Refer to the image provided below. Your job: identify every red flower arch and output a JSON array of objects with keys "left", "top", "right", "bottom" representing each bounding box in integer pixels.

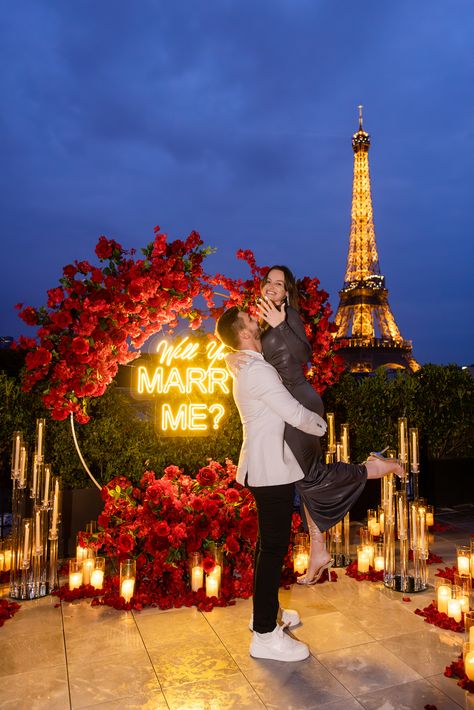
[{"left": 15, "top": 226, "right": 343, "bottom": 422}]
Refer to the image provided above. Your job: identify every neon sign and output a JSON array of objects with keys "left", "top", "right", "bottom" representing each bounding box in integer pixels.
[{"left": 132, "top": 336, "right": 230, "bottom": 436}]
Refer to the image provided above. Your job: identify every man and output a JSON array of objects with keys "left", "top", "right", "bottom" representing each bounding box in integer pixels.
[{"left": 215, "top": 306, "right": 327, "bottom": 662}]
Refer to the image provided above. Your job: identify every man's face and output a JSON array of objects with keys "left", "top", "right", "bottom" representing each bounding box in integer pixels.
[{"left": 238, "top": 311, "right": 261, "bottom": 346}]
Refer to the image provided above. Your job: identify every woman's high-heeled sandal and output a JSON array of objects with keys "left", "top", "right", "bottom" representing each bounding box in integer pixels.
[{"left": 296, "top": 559, "right": 334, "bottom": 585}]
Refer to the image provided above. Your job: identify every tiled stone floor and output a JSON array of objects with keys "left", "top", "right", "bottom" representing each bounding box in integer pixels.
[{"left": 1, "top": 507, "right": 473, "bottom": 710}]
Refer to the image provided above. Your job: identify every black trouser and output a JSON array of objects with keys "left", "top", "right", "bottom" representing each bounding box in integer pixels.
[{"left": 248, "top": 482, "right": 295, "bottom": 633}]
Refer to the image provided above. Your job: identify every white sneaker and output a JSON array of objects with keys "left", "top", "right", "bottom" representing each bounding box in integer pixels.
[
  {"left": 250, "top": 625, "right": 310, "bottom": 662},
  {"left": 248, "top": 608, "right": 301, "bottom": 631}
]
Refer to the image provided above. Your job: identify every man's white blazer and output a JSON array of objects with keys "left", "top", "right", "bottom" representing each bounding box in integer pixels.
[{"left": 231, "top": 350, "right": 327, "bottom": 487}]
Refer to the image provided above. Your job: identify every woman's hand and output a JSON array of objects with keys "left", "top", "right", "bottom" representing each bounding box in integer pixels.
[
  {"left": 256, "top": 297, "right": 286, "bottom": 328},
  {"left": 225, "top": 351, "right": 252, "bottom": 375}
]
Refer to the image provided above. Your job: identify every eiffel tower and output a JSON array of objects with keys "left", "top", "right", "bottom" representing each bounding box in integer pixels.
[{"left": 333, "top": 107, "right": 419, "bottom": 373}]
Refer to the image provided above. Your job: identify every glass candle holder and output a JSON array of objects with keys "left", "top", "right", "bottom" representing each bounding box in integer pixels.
[
  {"left": 463, "top": 642, "right": 474, "bottom": 681},
  {"left": 359, "top": 526, "right": 370, "bottom": 546},
  {"left": 207, "top": 543, "right": 223, "bottom": 592},
  {"left": 76, "top": 533, "right": 89, "bottom": 562},
  {"left": 293, "top": 544, "right": 309, "bottom": 575},
  {"left": 465, "top": 611, "right": 474, "bottom": 644},
  {"left": 435, "top": 578, "right": 451, "bottom": 615},
  {"left": 374, "top": 542, "right": 384, "bottom": 571},
  {"left": 447, "top": 586, "right": 462, "bottom": 623},
  {"left": 367, "top": 509, "right": 380, "bottom": 537},
  {"left": 90, "top": 557, "right": 105, "bottom": 589},
  {"left": 82, "top": 555, "right": 96, "bottom": 586},
  {"left": 205, "top": 571, "right": 219, "bottom": 597},
  {"left": 425, "top": 505, "right": 434, "bottom": 528},
  {"left": 119, "top": 559, "right": 136, "bottom": 603},
  {"left": 454, "top": 573, "right": 471, "bottom": 614},
  {"left": 294, "top": 532, "right": 309, "bottom": 550},
  {"left": 3, "top": 538, "right": 12, "bottom": 572},
  {"left": 69, "top": 559, "right": 83, "bottom": 590},
  {"left": 457, "top": 546, "right": 471, "bottom": 577},
  {"left": 357, "top": 545, "right": 370, "bottom": 574},
  {"left": 189, "top": 552, "right": 203, "bottom": 592}
]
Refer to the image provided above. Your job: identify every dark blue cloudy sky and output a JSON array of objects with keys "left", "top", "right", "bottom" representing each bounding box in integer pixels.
[{"left": 1, "top": 1, "right": 473, "bottom": 365}]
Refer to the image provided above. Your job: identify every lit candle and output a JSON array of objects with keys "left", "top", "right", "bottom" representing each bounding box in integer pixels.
[
  {"left": 69, "top": 571, "right": 83, "bottom": 590},
  {"left": 447, "top": 598, "right": 462, "bottom": 623},
  {"left": 425, "top": 510, "right": 434, "bottom": 527},
  {"left": 460, "top": 595, "right": 470, "bottom": 614},
  {"left": 341, "top": 424, "right": 350, "bottom": 462},
  {"left": 374, "top": 555, "right": 384, "bottom": 572},
  {"left": 0, "top": 552, "right": 4, "bottom": 571},
  {"left": 398, "top": 496, "right": 406, "bottom": 539},
  {"left": 42, "top": 465, "right": 51, "bottom": 506},
  {"left": 371, "top": 521, "right": 381, "bottom": 537},
  {"left": 465, "top": 649, "right": 474, "bottom": 681},
  {"left": 3, "top": 549, "right": 11, "bottom": 571},
  {"left": 90, "top": 568, "right": 104, "bottom": 589},
  {"left": 457, "top": 553, "right": 470, "bottom": 576},
  {"left": 437, "top": 584, "right": 451, "bottom": 614},
  {"left": 19, "top": 446, "right": 27, "bottom": 487},
  {"left": 293, "top": 553, "right": 308, "bottom": 575},
  {"left": 327, "top": 413, "right": 336, "bottom": 452},
  {"left": 12, "top": 432, "right": 21, "bottom": 477},
  {"left": 191, "top": 565, "right": 203, "bottom": 591},
  {"left": 121, "top": 578, "right": 135, "bottom": 603},
  {"left": 51, "top": 479, "right": 60, "bottom": 533},
  {"left": 205, "top": 574, "right": 219, "bottom": 597},
  {"left": 409, "top": 427, "right": 419, "bottom": 469},
  {"left": 358, "top": 548, "right": 370, "bottom": 574},
  {"left": 379, "top": 511, "right": 385, "bottom": 532},
  {"left": 76, "top": 545, "right": 87, "bottom": 561},
  {"left": 35, "top": 510, "right": 42, "bottom": 552},
  {"left": 212, "top": 564, "right": 222, "bottom": 589},
  {"left": 398, "top": 417, "right": 408, "bottom": 464},
  {"left": 31, "top": 455, "right": 38, "bottom": 499},
  {"left": 365, "top": 544, "right": 375, "bottom": 567},
  {"left": 82, "top": 557, "right": 95, "bottom": 585},
  {"left": 470, "top": 627, "right": 474, "bottom": 645},
  {"left": 471, "top": 554, "right": 474, "bottom": 578},
  {"left": 22, "top": 522, "right": 30, "bottom": 566},
  {"left": 36, "top": 419, "right": 44, "bottom": 461}
]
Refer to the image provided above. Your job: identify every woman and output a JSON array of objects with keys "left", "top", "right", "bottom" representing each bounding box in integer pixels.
[{"left": 230, "top": 265, "right": 403, "bottom": 584}]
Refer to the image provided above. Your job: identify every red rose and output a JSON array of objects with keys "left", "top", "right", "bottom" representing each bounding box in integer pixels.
[
  {"left": 202, "top": 556, "right": 216, "bottom": 574},
  {"left": 95, "top": 236, "right": 114, "bottom": 260},
  {"left": 25, "top": 348, "right": 52, "bottom": 370},
  {"left": 71, "top": 337, "right": 90, "bottom": 355},
  {"left": 156, "top": 521, "right": 170, "bottom": 537},
  {"left": 225, "top": 536, "right": 240, "bottom": 554},
  {"left": 19, "top": 306, "right": 39, "bottom": 326},
  {"left": 117, "top": 533, "right": 134, "bottom": 554},
  {"left": 196, "top": 467, "right": 218, "bottom": 487},
  {"left": 47, "top": 287, "right": 65, "bottom": 307},
  {"left": 225, "top": 489, "right": 240, "bottom": 503}
]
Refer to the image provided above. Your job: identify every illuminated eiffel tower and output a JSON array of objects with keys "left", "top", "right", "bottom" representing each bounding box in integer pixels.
[{"left": 334, "top": 107, "right": 419, "bottom": 372}]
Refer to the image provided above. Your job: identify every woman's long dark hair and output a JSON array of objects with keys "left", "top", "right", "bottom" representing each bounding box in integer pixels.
[{"left": 261, "top": 265, "right": 300, "bottom": 311}]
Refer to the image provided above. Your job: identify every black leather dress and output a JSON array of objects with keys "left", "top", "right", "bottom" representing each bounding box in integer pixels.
[{"left": 261, "top": 306, "right": 367, "bottom": 532}]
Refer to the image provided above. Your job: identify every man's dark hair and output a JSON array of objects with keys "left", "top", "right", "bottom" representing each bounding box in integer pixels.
[{"left": 215, "top": 306, "right": 245, "bottom": 350}]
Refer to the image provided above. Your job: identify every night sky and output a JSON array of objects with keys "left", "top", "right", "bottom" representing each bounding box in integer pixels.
[{"left": 1, "top": 1, "right": 473, "bottom": 365}]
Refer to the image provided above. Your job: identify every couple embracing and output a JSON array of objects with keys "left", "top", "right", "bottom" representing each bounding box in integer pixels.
[{"left": 215, "top": 265, "right": 403, "bottom": 662}]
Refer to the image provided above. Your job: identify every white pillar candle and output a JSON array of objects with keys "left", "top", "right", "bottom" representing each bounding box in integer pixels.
[
  {"left": 90, "top": 568, "right": 104, "bottom": 589},
  {"left": 22, "top": 522, "right": 30, "bottom": 566},
  {"left": 465, "top": 650, "right": 474, "bottom": 681},
  {"left": 447, "top": 598, "right": 462, "bottom": 623},
  {"left": 293, "top": 554, "right": 308, "bottom": 575},
  {"left": 426, "top": 511, "right": 434, "bottom": 527},
  {"left": 358, "top": 549, "right": 370, "bottom": 574},
  {"left": 121, "top": 578, "right": 135, "bottom": 603},
  {"left": 191, "top": 565, "right": 203, "bottom": 591},
  {"left": 76, "top": 545, "right": 87, "bottom": 561},
  {"left": 51, "top": 479, "right": 60, "bottom": 533},
  {"left": 12, "top": 433, "right": 21, "bottom": 477},
  {"left": 36, "top": 420, "right": 44, "bottom": 461},
  {"left": 374, "top": 555, "right": 384, "bottom": 572},
  {"left": 82, "top": 558, "right": 95, "bottom": 586},
  {"left": 19, "top": 447, "right": 27, "bottom": 487},
  {"left": 69, "top": 571, "right": 83, "bottom": 590},
  {"left": 457, "top": 554, "right": 470, "bottom": 576},
  {"left": 35, "top": 510, "right": 42, "bottom": 552},
  {"left": 0, "top": 552, "right": 4, "bottom": 571},
  {"left": 460, "top": 595, "right": 470, "bottom": 614},
  {"left": 3, "top": 550, "right": 11, "bottom": 571},
  {"left": 410, "top": 427, "right": 419, "bottom": 468},
  {"left": 42, "top": 466, "right": 51, "bottom": 506},
  {"left": 437, "top": 584, "right": 451, "bottom": 615},
  {"left": 205, "top": 574, "right": 219, "bottom": 597}
]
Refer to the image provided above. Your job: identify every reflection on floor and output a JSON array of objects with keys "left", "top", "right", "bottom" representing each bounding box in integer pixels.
[{"left": 1, "top": 507, "right": 473, "bottom": 710}]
